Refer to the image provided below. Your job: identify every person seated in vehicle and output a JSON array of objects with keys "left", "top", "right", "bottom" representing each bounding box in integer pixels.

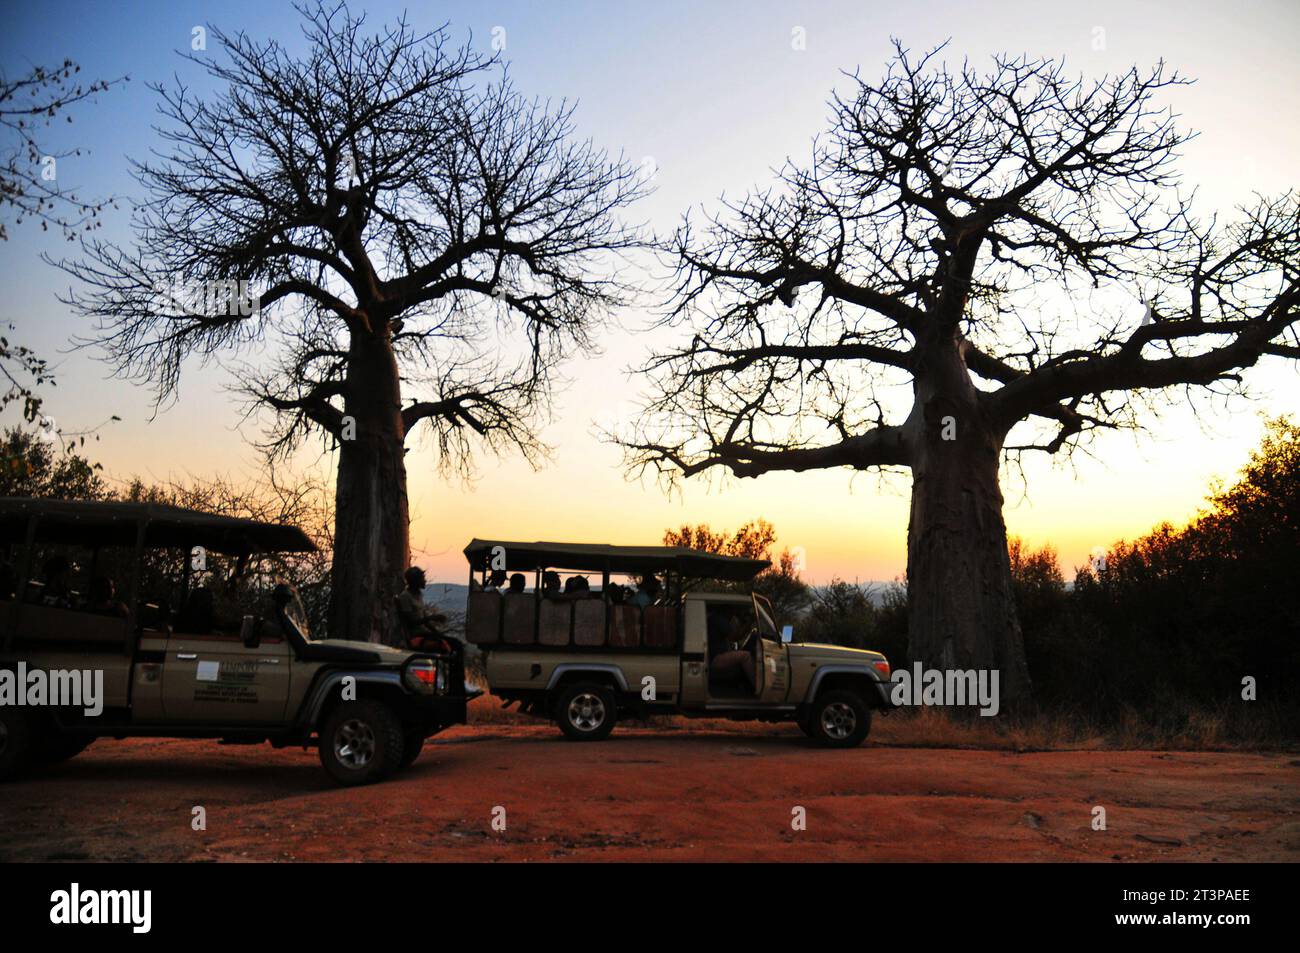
[
  {"left": 709, "top": 611, "right": 756, "bottom": 693},
  {"left": 541, "top": 570, "right": 562, "bottom": 598},
  {"left": 630, "top": 573, "right": 660, "bottom": 609},
  {"left": 506, "top": 572, "right": 526, "bottom": 594},
  {"left": 563, "top": 575, "right": 591, "bottom": 598},
  {"left": 85, "top": 575, "right": 130, "bottom": 618},
  {"left": 34, "top": 555, "right": 75, "bottom": 608},
  {"left": 396, "top": 566, "right": 456, "bottom": 653},
  {"left": 607, "top": 583, "right": 626, "bottom": 605},
  {"left": 472, "top": 568, "right": 508, "bottom": 592}
]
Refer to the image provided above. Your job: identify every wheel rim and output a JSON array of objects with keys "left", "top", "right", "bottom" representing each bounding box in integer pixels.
[
  {"left": 567, "top": 692, "right": 606, "bottom": 732},
  {"left": 821, "top": 702, "right": 857, "bottom": 740},
  {"left": 334, "top": 718, "right": 377, "bottom": 769}
]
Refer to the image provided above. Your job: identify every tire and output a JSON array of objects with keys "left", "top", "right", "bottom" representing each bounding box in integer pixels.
[
  {"left": 554, "top": 682, "right": 617, "bottom": 742},
  {"left": 33, "top": 732, "right": 94, "bottom": 765},
  {"left": 318, "top": 700, "right": 405, "bottom": 786},
  {"left": 397, "top": 729, "right": 426, "bottom": 770},
  {"left": 0, "top": 707, "right": 33, "bottom": 782},
  {"left": 808, "top": 689, "right": 871, "bottom": 748}
]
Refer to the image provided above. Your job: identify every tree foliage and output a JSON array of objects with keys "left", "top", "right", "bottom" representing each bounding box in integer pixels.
[
  {"left": 0, "top": 426, "right": 106, "bottom": 499},
  {"left": 663, "top": 518, "right": 810, "bottom": 619}
]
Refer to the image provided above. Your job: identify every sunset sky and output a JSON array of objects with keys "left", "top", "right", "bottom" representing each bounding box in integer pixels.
[{"left": 2, "top": 0, "right": 1297, "bottom": 584}]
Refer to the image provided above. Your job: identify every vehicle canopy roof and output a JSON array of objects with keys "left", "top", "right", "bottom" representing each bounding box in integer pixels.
[
  {"left": 463, "top": 538, "right": 769, "bottom": 582},
  {"left": 0, "top": 497, "right": 316, "bottom": 555}
]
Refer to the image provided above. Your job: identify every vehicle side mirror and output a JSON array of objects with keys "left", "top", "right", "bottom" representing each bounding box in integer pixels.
[
  {"left": 240, "top": 614, "right": 260, "bottom": 649},
  {"left": 781, "top": 625, "right": 793, "bottom": 644}
]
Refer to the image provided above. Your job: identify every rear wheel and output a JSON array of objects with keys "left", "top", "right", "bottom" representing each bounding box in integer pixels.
[
  {"left": 0, "top": 707, "right": 33, "bottom": 782},
  {"left": 808, "top": 690, "right": 871, "bottom": 748},
  {"left": 554, "top": 682, "right": 617, "bottom": 741},
  {"left": 318, "top": 700, "right": 405, "bottom": 785}
]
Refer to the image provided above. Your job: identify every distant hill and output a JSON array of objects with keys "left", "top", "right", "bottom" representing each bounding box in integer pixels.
[{"left": 423, "top": 582, "right": 470, "bottom": 615}]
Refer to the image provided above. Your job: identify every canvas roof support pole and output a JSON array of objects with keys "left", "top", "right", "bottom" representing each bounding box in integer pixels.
[
  {"left": 179, "top": 538, "right": 192, "bottom": 605},
  {"left": 534, "top": 567, "right": 542, "bottom": 642},
  {"left": 602, "top": 567, "right": 611, "bottom": 643},
  {"left": 129, "top": 519, "right": 147, "bottom": 629}
]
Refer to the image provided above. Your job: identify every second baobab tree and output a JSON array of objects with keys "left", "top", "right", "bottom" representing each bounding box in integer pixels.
[
  {"left": 56, "top": 4, "right": 644, "bottom": 641},
  {"left": 621, "top": 44, "right": 1299, "bottom": 701}
]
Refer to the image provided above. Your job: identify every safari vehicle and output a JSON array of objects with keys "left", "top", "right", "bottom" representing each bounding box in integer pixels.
[
  {"left": 0, "top": 497, "right": 470, "bottom": 786},
  {"left": 463, "top": 539, "right": 892, "bottom": 747}
]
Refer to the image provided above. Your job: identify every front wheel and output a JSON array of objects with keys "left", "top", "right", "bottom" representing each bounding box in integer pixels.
[
  {"left": 33, "top": 732, "right": 94, "bottom": 765},
  {"left": 318, "top": 700, "right": 405, "bottom": 785},
  {"left": 808, "top": 690, "right": 871, "bottom": 748},
  {"left": 554, "top": 683, "right": 617, "bottom": 741},
  {"left": 397, "top": 729, "right": 426, "bottom": 770}
]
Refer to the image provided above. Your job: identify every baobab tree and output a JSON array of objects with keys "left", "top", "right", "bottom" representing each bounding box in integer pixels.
[
  {"left": 55, "top": 3, "right": 645, "bottom": 642},
  {"left": 621, "top": 43, "right": 1300, "bottom": 700}
]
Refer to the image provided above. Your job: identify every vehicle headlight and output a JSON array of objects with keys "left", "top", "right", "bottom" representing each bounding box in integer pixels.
[{"left": 403, "top": 658, "right": 442, "bottom": 695}]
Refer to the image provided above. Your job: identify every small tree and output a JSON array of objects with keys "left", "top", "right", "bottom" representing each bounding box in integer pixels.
[
  {"left": 663, "top": 519, "right": 777, "bottom": 561},
  {"left": 663, "top": 519, "right": 810, "bottom": 618},
  {"left": 0, "top": 427, "right": 106, "bottom": 500},
  {"left": 55, "top": 3, "right": 644, "bottom": 642},
  {"left": 624, "top": 43, "right": 1300, "bottom": 700},
  {"left": 802, "top": 579, "right": 878, "bottom": 649}
]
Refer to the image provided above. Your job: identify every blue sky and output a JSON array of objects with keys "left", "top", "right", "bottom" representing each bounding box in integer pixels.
[{"left": 2, "top": 0, "right": 1298, "bottom": 582}]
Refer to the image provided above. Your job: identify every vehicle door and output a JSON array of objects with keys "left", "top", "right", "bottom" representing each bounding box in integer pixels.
[
  {"left": 161, "top": 623, "right": 292, "bottom": 723},
  {"left": 752, "top": 593, "right": 789, "bottom": 703},
  {"left": 678, "top": 599, "right": 709, "bottom": 708}
]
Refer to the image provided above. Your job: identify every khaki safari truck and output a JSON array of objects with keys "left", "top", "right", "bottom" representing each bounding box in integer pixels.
[
  {"left": 463, "top": 539, "right": 893, "bottom": 746},
  {"left": 0, "top": 497, "right": 472, "bottom": 786}
]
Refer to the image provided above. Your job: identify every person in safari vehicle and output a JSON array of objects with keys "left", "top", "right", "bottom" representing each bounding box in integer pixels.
[
  {"left": 396, "top": 566, "right": 469, "bottom": 692},
  {"left": 395, "top": 566, "right": 450, "bottom": 650}
]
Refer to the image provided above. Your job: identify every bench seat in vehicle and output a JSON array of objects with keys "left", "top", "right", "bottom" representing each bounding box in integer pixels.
[
  {"left": 572, "top": 599, "right": 606, "bottom": 647},
  {"left": 465, "top": 590, "right": 502, "bottom": 645},
  {"left": 502, "top": 592, "right": 537, "bottom": 645},
  {"left": 607, "top": 604, "right": 640, "bottom": 647},
  {"left": 538, "top": 599, "right": 572, "bottom": 646}
]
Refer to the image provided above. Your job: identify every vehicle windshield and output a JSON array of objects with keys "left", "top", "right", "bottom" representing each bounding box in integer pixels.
[{"left": 282, "top": 586, "right": 313, "bottom": 640}]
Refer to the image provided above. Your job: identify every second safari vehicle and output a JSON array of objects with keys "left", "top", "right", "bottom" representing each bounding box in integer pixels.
[{"left": 462, "top": 539, "right": 892, "bottom": 747}]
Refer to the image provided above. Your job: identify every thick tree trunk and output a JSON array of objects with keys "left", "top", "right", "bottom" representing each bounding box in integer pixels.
[
  {"left": 328, "top": 331, "right": 410, "bottom": 645},
  {"left": 903, "top": 334, "right": 1031, "bottom": 702}
]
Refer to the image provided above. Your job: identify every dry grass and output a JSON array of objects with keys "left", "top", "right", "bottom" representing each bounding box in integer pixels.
[
  {"left": 463, "top": 686, "right": 1297, "bottom": 751},
  {"left": 861, "top": 703, "right": 1296, "bottom": 752}
]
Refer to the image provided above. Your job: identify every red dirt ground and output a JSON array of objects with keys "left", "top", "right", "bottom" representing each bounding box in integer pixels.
[{"left": 2, "top": 723, "right": 1297, "bottom": 862}]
